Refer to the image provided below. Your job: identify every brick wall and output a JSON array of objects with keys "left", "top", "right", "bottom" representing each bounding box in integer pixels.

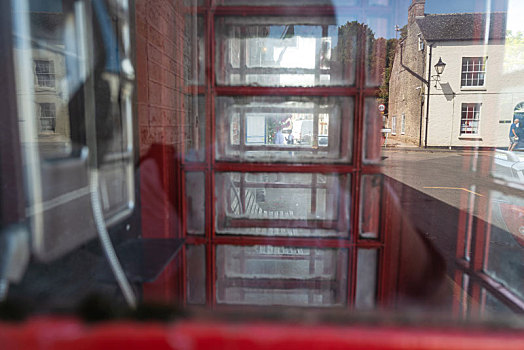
[
  {"left": 135, "top": 0, "right": 186, "bottom": 157},
  {"left": 135, "top": 0, "right": 188, "bottom": 302}
]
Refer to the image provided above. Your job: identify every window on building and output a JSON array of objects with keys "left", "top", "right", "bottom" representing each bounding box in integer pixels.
[
  {"left": 39, "top": 103, "right": 56, "bottom": 133},
  {"left": 34, "top": 60, "right": 55, "bottom": 88},
  {"left": 460, "top": 103, "right": 481, "bottom": 135},
  {"left": 401, "top": 114, "right": 405, "bottom": 135},
  {"left": 391, "top": 116, "right": 396, "bottom": 135},
  {"left": 461, "top": 57, "right": 486, "bottom": 87}
]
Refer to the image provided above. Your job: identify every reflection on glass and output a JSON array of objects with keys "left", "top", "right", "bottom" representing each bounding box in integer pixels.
[
  {"left": 491, "top": 149, "right": 524, "bottom": 185},
  {"left": 216, "top": 96, "right": 353, "bottom": 163},
  {"left": 486, "top": 191, "right": 524, "bottom": 300},
  {"left": 186, "top": 172, "right": 206, "bottom": 235},
  {"left": 215, "top": 17, "right": 356, "bottom": 86},
  {"left": 15, "top": 13, "right": 72, "bottom": 159},
  {"left": 355, "top": 249, "right": 377, "bottom": 309},
  {"left": 184, "top": 0, "right": 205, "bottom": 6},
  {"left": 217, "top": 0, "right": 358, "bottom": 5},
  {"left": 359, "top": 175, "right": 381, "bottom": 239},
  {"left": 215, "top": 172, "right": 350, "bottom": 237},
  {"left": 216, "top": 245, "right": 348, "bottom": 306},
  {"left": 365, "top": 24, "right": 387, "bottom": 87},
  {"left": 185, "top": 95, "right": 206, "bottom": 162},
  {"left": 184, "top": 15, "right": 205, "bottom": 85},
  {"left": 482, "top": 288, "right": 515, "bottom": 315},
  {"left": 363, "top": 98, "right": 382, "bottom": 163},
  {"left": 187, "top": 245, "right": 206, "bottom": 304}
]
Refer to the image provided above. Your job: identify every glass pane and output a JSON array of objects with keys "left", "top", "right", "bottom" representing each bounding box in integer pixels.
[
  {"left": 186, "top": 245, "right": 206, "bottom": 305},
  {"left": 216, "top": 96, "right": 353, "bottom": 163},
  {"left": 363, "top": 98, "right": 383, "bottom": 163},
  {"left": 365, "top": 22, "right": 388, "bottom": 87},
  {"left": 215, "top": 172, "right": 350, "bottom": 237},
  {"left": 184, "top": 0, "right": 205, "bottom": 8},
  {"left": 184, "top": 15, "right": 205, "bottom": 85},
  {"left": 217, "top": 0, "right": 359, "bottom": 5},
  {"left": 185, "top": 95, "right": 206, "bottom": 162},
  {"left": 15, "top": 20, "right": 72, "bottom": 159},
  {"left": 186, "top": 172, "right": 206, "bottom": 235},
  {"left": 482, "top": 288, "right": 515, "bottom": 316},
  {"left": 216, "top": 245, "right": 348, "bottom": 306},
  {"left": 485, "top": 191, "right": 524, "bottom": 300},
  {"left": 355, "top": 249, "right": 377, "bottom": 309},
  {"left": 359, "top": 175, "right": 381, "bottom": 239},
  {"left": 215, "top": 17, "right": 356, "bottom": 87},
  {"left": 12, "top": 0, "right": 136, "bottom": 262}
]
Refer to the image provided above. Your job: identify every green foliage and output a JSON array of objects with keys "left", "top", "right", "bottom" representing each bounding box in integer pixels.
[
  {"left": 377, "top": 38, "right": 399, "bottom": 110},
  {"left": 504, "top": 30, "right": 524, "bottom": 73},
  {"left": 335, "top": 21, "right": 375, "bottom": 64},
  {"left": 506, "top": 30, "right": 524, "bottom": 43},
  {"left": 399, "top": 24, "right": 407, "bottom": 41}
]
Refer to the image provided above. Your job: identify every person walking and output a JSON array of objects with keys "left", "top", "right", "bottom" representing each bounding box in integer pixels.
[
  {"left": 509, "top": 118, "right": 519, "bottom": 151},
  {"left": 274, "top": 127, "right": 285, "bottom": 145}
]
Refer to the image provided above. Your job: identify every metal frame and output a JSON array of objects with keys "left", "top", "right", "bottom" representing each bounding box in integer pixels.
[
  {"left": 179, "top": 1, "right": 385, "bottom": 309},
  {"left": 0, "top": 0, "right": 25, "bottom": 228},
  {"left": 453, "top": 153, "right": 524, "bottom": 315}
]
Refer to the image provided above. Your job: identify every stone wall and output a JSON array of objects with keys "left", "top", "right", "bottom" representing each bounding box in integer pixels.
[{"left": 389, "top": 20, "right": 427, "bottom": 146}]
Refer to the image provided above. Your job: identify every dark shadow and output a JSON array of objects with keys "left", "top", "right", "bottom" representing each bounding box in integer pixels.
[{"left": 439, "top": 82, "right": 455, "bottom": 101}]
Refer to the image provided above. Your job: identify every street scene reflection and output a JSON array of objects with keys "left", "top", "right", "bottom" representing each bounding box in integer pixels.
[{"left": 2, "top": 0, "right": 524, "bottom": 336}]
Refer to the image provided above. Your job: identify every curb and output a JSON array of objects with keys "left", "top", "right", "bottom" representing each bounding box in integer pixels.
[{"left": 382, "top": 147, "right": 500, "bottom": 153}]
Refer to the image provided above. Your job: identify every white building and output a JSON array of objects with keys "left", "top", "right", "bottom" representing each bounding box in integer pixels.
[
  {"left": 15, "top": 12, "right": 71, "bottom": 156},
  {"left": 389, "top": 0, "right": 524, "bottom": 148}
]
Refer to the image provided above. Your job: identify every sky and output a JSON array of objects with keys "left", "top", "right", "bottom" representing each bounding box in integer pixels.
[
  {"left": 425, "top": 0, "right": 508, "bottom": 14},
  {"left": 426, "top": 0, "right": 524, "bottom": 35},
  {"left": 25, "top": 0, "right": 524, "bottom": 38}
]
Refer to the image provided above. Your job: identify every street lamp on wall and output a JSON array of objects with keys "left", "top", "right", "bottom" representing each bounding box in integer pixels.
[
  {"left": 432, "top": 57, "right": 446, "bottom": 87},
  {"left": 434, "top": 57, "right": 446, "bottom": 75}
]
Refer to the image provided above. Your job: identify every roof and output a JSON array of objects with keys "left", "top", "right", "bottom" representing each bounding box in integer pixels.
[
  {"left": 29, "top": 13, "right": 64, "bottom": 43},
  {"left": 416, "top": 12, "right": 507, "bottom": 42}
]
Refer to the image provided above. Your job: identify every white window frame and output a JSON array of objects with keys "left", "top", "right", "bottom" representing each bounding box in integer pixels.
[
  {"left": 460, "top": 103, "right": 481, "bottom": 135},
  {"left": 39, "top": 103, "right": 56, "bottom": 133},
  {"left": 461, "top": 57, "right": 486, "bottom": 87},
  {"left": 400, "top": 114, "right": 405, "bottom": 135},
  {"left": 391, "top": 115, "right": 397, "bottom": 135},
  {"left": 34, "top": 59, "right": 56, "bottom": 88}
]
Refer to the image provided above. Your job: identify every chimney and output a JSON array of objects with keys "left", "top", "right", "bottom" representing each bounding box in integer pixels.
[{"left": 408, "top": 0, "right": 425, "bottom": 25}]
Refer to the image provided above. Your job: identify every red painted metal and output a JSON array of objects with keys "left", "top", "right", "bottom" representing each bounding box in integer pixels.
[
  {"left": 3, "top": 318, "right": 524, "bottom": 350},
  {"left": 181, "top": 0, "right": 386, "bottom": 310},
  {"left": 476, "top": 272, "right": 524, "bottom": 313},
  {"left": 213, "top": 6, "right": 337, "bottom": 17},
  {"left": 226, "top": 218, "right": 338, "bottom": 230},
  {"left": 229, "top": 181, "right": 331, "bottom": 189},
  {"left": 216, "top": 86, "right": 362, "bottom": 96},
  {"left": 378, "top": 184, "right": 401, "bottom": 307},
  {"left": 213, "top": 162, "right": 360, "bottom": 173},
  {"left": 201, "top": 236, "right": 382, "bottom": 249}
]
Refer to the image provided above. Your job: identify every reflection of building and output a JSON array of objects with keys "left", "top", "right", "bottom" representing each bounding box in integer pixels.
[
  {"left": 389, "top": 0, "right": 524, "bottom": 148},
  {"left": 16, "top": 12, "right": 70, "bottom": 151},
  {"left": 32, "top": 46, "right": 70, "bottom": 144}
]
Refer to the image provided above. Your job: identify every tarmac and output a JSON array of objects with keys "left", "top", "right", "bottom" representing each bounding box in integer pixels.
[{"left": 382, "top": 138, "right": 507, "bottom": 153}]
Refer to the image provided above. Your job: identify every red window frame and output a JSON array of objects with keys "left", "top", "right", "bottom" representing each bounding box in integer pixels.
[
  {"left": 453, "top": 154, "right": 524, "bottom": 316},
  {"left": 177, "top": 1, "right": 389, "bottom": 309}
]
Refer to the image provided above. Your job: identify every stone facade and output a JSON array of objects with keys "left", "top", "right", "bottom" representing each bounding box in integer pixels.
[
  {"left": 388, "top": 0, "right": 427, "bottom": 146},
  {"left": 389, "top": 0, "right": 524, "bottom": 148}
]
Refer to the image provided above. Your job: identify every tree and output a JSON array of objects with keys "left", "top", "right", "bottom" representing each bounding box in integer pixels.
[{"left": 377, "top": 38, "right": 399, "bottom": 110}]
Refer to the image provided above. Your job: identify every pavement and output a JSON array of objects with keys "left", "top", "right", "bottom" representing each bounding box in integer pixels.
[{"left": 380, "top": 147, "right": 524, "bottom": 232}]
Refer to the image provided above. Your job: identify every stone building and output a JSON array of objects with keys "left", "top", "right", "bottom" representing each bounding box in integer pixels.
[
  {"left": 15, "top": 12, "right": 71, "bottom": 156},
  {"left": 389, "top": 0, "right": 523, "bottom": 148}
]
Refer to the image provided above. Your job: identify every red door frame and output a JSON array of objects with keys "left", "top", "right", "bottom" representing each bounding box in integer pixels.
[{"left": 176, "top": 1, "right": 390, "bottom": 309}]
